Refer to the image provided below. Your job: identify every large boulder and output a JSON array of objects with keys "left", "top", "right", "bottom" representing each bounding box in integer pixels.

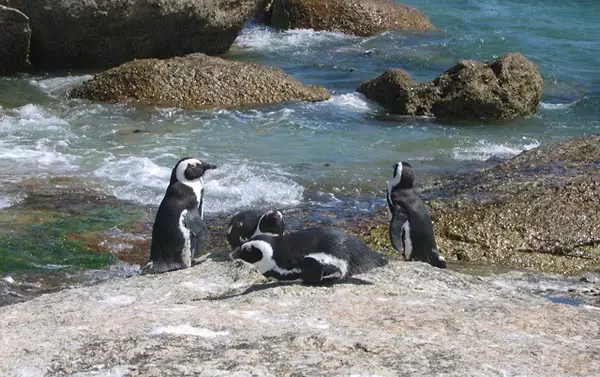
[
  {"left": 0, "top": 5, "right": 31, "bottom": 74},
  {"left": 1, "top": 259, "right": 599, "bottom": 376},
  {"left": 358, "top": 52, "right": 544, "bottom": 120},
  {"left": 265, "top": 0, "right": 435, "bottom": 36},
  {"left": 10, "top": 0, "right": 260, "bottom": 70},
  {"left": 69, "top": 53, "right": 330, "bottom": 109},
  {"left": 429, "top": 135, "right": 600, "bottom": 273},
  {"left": 360, "top": 135, "right": 600, "bottom": 275}
]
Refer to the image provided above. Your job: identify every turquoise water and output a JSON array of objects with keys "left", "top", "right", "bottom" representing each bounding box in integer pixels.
[{"left": 0, "top": 1, "right": 599, "bottom": 276}]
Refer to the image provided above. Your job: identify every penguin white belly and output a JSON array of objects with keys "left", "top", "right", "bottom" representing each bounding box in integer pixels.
[
  {"left": 401, "top": 221, "right": 413, "bottom": 261},
  {"left": 179, "top": 209, "right": 192, "bottom": 268},
  {"left": 305, "top": 252, "right": 349, "bottom": 279},
  {"left": 182, "top": 179, "right": 204, "bottom": 217}
]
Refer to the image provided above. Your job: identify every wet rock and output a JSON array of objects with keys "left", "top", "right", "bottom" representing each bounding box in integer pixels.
[
  {"left": 267, "top": 0, "right": 436, "bottom": 36},
  {"left": 12, "top": 0, "right": 259, "bottom": 70},
  {"left": 1, "top": 260, "right": 599, "bottom": 376},
  {"left": 69, "top": 53, "right": 331, "bottom": 109},
  {"left": 0, "top": 5, "right": 31, "bottom": 75},
  {"left": 358, "top": 52, "right": 543, "bottom": 120},
  {"left": 428, "top": 135, "right": 600, "bottom": 274}
]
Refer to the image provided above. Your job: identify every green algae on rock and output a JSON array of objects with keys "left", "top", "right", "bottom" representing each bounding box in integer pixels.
[
  {"left": 0, "top": 178, "right": 150, "bottom": 274},
  {"left": 69, "top": 53, "right": 331, "bottom": 110}
]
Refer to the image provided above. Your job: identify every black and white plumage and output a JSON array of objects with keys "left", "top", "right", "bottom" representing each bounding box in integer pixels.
[
  {"left": 226, "top": 209, "right": 285, "bottom": 251},
  {"left": 231, "top": 227, "right": 388, "bottom": 284},
  {"left": 386, "top": 161, "right": 446, "bottom": 268},
  {"left": 142, "top": 157, "right": 217, "bottom": 274}
]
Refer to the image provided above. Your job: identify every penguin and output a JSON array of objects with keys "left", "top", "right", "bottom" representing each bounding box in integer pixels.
[
  {"left": 141, "top": 157, "right": 217, "bottom": 274},
  {"left": 226, "top": 209, "right": 286, "bottom": 251},
  {"left": 386, "top": 161, "right": 446, "bottom": 268},
  {"left": 231, "top": 227, "right": 388, "bottom": 285}
]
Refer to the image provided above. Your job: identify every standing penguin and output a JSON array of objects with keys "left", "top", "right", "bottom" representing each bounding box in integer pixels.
[
  {"left": 226, "top": 209, "right": 286, "bottom": 251},
  {"left": 231, "top": 227, "right": 388, "bottom": 284},
  {"left": 142, "top": 157, "right": 217, "bottom": 274},
  {"left": 386, "top": 161, "right": 446, "bottom": 268}
]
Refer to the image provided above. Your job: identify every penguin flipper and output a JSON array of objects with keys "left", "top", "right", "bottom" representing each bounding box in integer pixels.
[
  {"left": 300, "top": 257, "right": 344, "bottom": 285},
  {"left": 300, "top": 257, "right": 325, "bottom": 285},
  {"left": 389, "top": 209, "right": 408, "bottom": 256},
  {"left": 184, "top": 209, "right": 208, "bottom": 259}
]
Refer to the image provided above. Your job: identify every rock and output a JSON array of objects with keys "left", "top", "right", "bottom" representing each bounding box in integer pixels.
[
  {"left": 1, "top": 259, "right": 599, "bottom": 376},
  {"left": 0, "top": 5, "right": 31, "bottom": 74},
  {"left": 69, "top": 53, "right": 331, "bottom": 109},
  {"left": 253, "top": 0, "right": 274, "bottom": 24},
  {"left": 15, "top": 0, "right": 259, "bottom": 70},
  {"left": 427, "top": 135, "right": 600, "bottom": 274},
  {"left": 358, "top": 52, "right": 544, "bottom": 120},
  {"left": 268, "top": 0, "right": 435, "bottom": 36}
]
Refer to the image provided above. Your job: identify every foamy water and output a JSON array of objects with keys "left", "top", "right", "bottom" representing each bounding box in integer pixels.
[
  {"left": 452, "top": 139, "right": 541, "bottom": 161},
  {"left": 1, "top": 9, "right": 598, "bottom": 212}
]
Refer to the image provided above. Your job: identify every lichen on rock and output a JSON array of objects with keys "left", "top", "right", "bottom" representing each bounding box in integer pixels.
[{"left": 69, "top": 53, "right": 331, "bottom": 109}]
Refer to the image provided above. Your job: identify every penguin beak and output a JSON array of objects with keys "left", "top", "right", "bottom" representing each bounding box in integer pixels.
[
  {"left": 199, "top": 162, "right": 217, "bottom": 174},
  {"left": 189, "top": 162, "right": 217, "bottom": 179}
]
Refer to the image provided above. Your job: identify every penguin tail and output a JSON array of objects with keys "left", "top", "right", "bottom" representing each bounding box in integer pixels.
[{"left": 140, "top": 260, "right": 185, "bottom": 275}]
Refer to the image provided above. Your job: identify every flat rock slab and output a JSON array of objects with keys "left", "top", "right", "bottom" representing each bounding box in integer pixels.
[{"left": 1, "top": 260, "right": 599, "bottom": 376}]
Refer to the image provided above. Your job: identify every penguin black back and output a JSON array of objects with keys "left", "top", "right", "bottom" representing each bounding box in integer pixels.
[
  {"left": 232, "top": 227, "right": 388, "bottom": 284},
  {"left": 226, "top": 209, "right": 285, "bottom": 251}
]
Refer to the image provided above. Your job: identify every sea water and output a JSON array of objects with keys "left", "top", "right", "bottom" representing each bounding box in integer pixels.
[{"left": 0, "top": 0, "right": 598, "bottom": 282}]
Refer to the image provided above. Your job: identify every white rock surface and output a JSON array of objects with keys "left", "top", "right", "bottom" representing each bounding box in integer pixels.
[{"left": 1, "top": 260, "right": 598, "bottom": 376}]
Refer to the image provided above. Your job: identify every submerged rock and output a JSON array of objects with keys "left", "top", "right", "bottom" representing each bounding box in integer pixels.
[
  {"left": 0, "top": 259, "right": 598, "bottom": 376},
  {"left": 0, "top": 5, "right": 31, "bottom": 74},
  {"left": 358, "top": 52, "right": 543, "bottom": 120},
  {"left": 9, "top": 0, "right": 258, "bottom": 70},
  {"left": 70, "top": 53, "right": 331, "bottom": 109},
  {"left": 266, "top": 0, "right": 436, "bottom": 36}
]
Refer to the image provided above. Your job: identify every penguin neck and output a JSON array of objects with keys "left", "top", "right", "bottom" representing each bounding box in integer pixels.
[{"left": 181, "top": 178, "right": 204, "bottom": 207}]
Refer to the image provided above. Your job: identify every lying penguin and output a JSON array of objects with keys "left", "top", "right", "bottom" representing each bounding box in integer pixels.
[
  {"left": 386, "top": 161, "right": 446, "bottom": 268},
  {"left": 141, "top": 157, "right": 217, "bottom": 274},
  {"left": 226, "top": 209, "right": 286, "bottom": 251},
  {"left": 231, "top": 227, "right": 388, "bottom": 285}
]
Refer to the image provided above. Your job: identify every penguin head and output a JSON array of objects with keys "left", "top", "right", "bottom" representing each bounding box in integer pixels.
[
  {"left": 230, "top": 238, "right": 275, "bottom": 274},
  {"left": 256, "top": 210, "right": 285, "bottom": 237},
  {"left": 170, "top": 157, "right": 217, "bottom": 185},
  {"left": 388, "top": 161, "right": 414, "bottom": 190}
]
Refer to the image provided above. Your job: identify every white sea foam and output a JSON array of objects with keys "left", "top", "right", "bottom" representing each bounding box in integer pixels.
[
  {"left": 150, "top": 324, "right": 229, "bottom": 338},
  {"left": 0, "top": 104, "right": 70, "bottom": 133},
  {"left": 322, "top": 92, "right": 378, "bottom": 112},
  {"left": 0, "top": 195, "right": 11, "bottom": 209},
  {"left": 94, "top": 157, "right": 304, "bottom": 213},
  {"left": 203, "top": 162, "right": 304, "bottom": 214},
  {"left": 0, "top": 140, "right": 79, "bottom": 175},
  {"left": 452, "top": 139, "right": 540, "bottom": 161},
  {"left": 235, "top": 26, "right": 350, "bottom": 51},
  {"left": 30, "top": 75, "right": 93, "bottom": 96},
  {"left": 94, "top": 156, "right": 171, "bottom": 204},
  {"left": 539, "top": 99, "right": 581, "bottom": 110}
]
